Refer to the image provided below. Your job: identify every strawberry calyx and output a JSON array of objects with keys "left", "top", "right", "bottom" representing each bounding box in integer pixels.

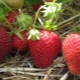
[
  {"left": 28, "top": 29, "right": 40, "bottom": 41},
  {"left": 3, "top": 12, "right": 33, "bottom": 40},
  {"left": 16, "top": 13, "right": 33, "bottom": 30},
  {"left": 44, "top": 20, "right": 58, "bottom": 30},
  {"left": 9, "top": 12, "right": 33, "bottom": 40},
  {"left": 4, "top": 19, "right": 23, "bottom": 40}
]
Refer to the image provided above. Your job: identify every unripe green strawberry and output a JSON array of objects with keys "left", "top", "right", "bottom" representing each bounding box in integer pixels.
[
  {"left": 4, "top": 0, "right": 24, "bottom": 9},
  {"left": 28, "top": 30, "right": 61, "bottom": 68},
  {"left": 62, "top": 33, "right": 80, "bottom": 74},
  {"left": 0, "top": 27, "right": 12, "bottom": 61}
]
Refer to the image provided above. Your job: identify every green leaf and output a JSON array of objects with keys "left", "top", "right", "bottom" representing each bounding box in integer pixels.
[{"left": 15, "top": 31, "right": 23, "bottom": 40}]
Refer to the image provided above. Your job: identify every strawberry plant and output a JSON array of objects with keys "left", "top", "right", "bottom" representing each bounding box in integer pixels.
[
  {"left": 28, "top": 29, "right": 61, "bottom": 68},
  {"left": 27, "top": 0, "right": 63, "bottom": 68},
  {"left": 35, "top": 0, "right": 63, "bottom": 30},
  {"left": 0, "top": 0, "right": 33, "bottom": 54},
  {"left": 10, "top": 12, "right": 33, "bottom": 53}
]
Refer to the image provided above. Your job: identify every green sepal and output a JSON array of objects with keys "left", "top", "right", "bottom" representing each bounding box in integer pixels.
[
  {"left": 44, "top": 20, "right": 58, "bottom": 30},
  {"left": 44, "top": 20, "right": 52, "bottom": 30},
  {"left": 15, "top": 31, "right": 23, "bottom": 40},
  {"left": 16, "top": 13, "right": 33, "bottom": 30},
  {"left": 10, "top": 27, "right": 23, "bottom": 40},
  {"left": 28, "top": 29, "right": 40, "bottom": 41}
]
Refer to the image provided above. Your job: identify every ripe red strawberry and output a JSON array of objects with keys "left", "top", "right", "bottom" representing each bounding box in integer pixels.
[
  {"left": 0, "top": 27, "right": 12, "bottom": 61},
  {"left": 12, "top": 30, "right": 28, "bottom": 53},
  {"left": 28, "top": 29, "right": 61, "bottom": 68},
  {"left": 2, "top": 11, "right": 18, "bottom": 31},
  {"left": 62, "top": 33, "right": 80, "bottom": 74}
]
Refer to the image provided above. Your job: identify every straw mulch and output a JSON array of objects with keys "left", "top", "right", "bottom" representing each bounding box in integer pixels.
[{"left": 0, "top": 0, "right": 80, "bottom": 80}]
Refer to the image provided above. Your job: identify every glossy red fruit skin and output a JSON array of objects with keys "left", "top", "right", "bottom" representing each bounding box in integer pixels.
[
  {"left": 0, "top": 27, "right": 12, "bottom": 61},
  {"left": 2, "top": 11, "right": 18, "bottom": 31},
  {"left": 12, "top": 30, "right": 28, "bottom": 53},
  {"left": 28, "top": 30, "right": 61, "bottom": 68},
  {"left": 62, "top": 33, "right": 80, "bottom": 74}
]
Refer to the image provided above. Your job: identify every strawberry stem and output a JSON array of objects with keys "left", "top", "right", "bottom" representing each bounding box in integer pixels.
[{"left": 33, "top": 5, "right": 45, "bottom": 26}]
